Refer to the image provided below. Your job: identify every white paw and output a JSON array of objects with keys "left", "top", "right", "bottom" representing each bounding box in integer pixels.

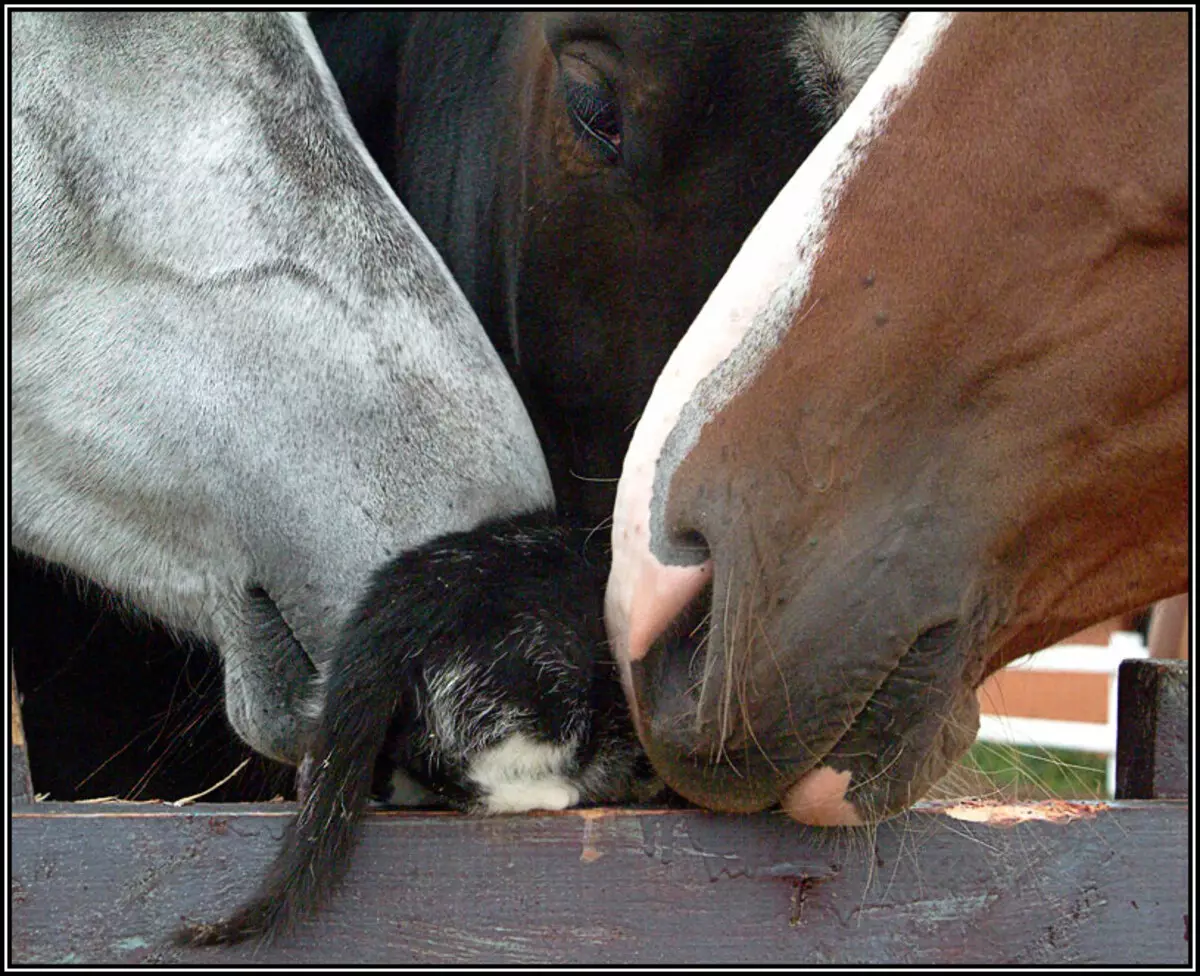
[
  {"left": 480, "top": 780, "right": 581, "bottom": 814},
  {"left": 467, "top": 732, "right": 583, "bottom": 813}
]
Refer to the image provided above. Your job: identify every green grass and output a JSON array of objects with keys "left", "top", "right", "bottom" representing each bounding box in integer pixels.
[{"left": 953, "top": 741, "right": 1110, "bottom": 801}]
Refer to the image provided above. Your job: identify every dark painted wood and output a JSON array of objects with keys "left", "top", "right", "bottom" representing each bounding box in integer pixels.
[
  {"left": 1116, "top": 659, "right": 1189, "bottom": 800},
  {"left": 11, "top": 747, "right": 34, "bottom": 805},
  {"left": 11, "top": 801, "right": 1189, "bottom": 965}
]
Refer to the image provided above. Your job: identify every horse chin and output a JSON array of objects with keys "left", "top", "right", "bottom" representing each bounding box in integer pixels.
[
  {"left": 627, "top": 615, "right": 984, "bottom": 824},
  {"left": 216, "top": 583, "right": 322, "bottom": 766},
  {"left": 634, "top": 692, "right": 981, "bottom": 825},
  {"left": 795, "top": 693, "right": 982, "bottom": 827}
]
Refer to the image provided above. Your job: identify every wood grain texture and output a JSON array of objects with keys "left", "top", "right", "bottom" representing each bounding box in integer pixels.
[
  {"left": 1116, "top": 659, "right": 1189, "bottom": 800},
  {"left": 10, "top": 801, "right": 1189, "bottom": 965}
]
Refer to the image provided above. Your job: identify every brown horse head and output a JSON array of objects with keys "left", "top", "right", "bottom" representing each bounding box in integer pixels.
[{"left": 607, "top": 12, "right": 1188, "bottom": 823}]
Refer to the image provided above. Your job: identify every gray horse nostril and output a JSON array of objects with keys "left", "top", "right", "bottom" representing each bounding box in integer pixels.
[
  {"left": 243, "top": 585, "right": 304, "bottom": 662},
  {"left": 238, "top": 584, "right": 320, "bottom": 734}
]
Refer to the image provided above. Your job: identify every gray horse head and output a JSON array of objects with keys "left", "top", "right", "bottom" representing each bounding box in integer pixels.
[{"left": 12, "top": 12, "right": 553, "bottom": 764}]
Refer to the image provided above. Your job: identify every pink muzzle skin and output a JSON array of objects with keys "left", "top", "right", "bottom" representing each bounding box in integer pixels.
[
  {"left": 782, "top": 767, "right": 865, "bottom": 826},
  {"left": 623, "top": 559, "right": 713, "bottom": 666},
  {"left": 605, "top": 496, "right": 713, "bottom": 737}
]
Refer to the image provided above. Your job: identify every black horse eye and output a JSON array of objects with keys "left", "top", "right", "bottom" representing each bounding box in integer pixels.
[{"left": 562, "top": 74, "right": 622, "bottom": 164}]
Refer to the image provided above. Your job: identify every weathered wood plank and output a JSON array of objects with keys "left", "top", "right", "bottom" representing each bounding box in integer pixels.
[
  {"left": 1116, "top": 659, "right": 1189, "bottom": 800},
  {"left": 10, "top": 801, "right": 1189, "bottom": 965}
]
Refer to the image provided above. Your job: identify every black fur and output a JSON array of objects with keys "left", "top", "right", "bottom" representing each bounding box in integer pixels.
[
  {"left": 174, "top": 511, "right": 655, "bottom": 947},
  {"left": 308, "top": 11, "right": 877, "bottom": 534}
]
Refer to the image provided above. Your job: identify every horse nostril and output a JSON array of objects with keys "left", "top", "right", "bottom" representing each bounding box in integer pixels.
[
  {"left": 242, "top": 585, "right": 318, "bottom": 687},
  {"left": 669, "top": 527, "right": 712, "bottom": 565},
  {"left": 245, "top": 585, "right": 291, "bottom": 647},
  {"left": 904, "top": 619, "right": 960, "bottom": 666}
]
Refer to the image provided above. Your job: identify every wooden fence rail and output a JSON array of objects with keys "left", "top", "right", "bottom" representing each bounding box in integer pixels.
[
  {"left": 10, "top": 800, "right": 1190, "bottom": 965},
  {"left": 9, "top": 661, "right": 1191, "bottom": 965}
]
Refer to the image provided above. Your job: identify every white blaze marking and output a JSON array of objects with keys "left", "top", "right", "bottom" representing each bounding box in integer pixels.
[{"left": 605, "top": 14, "right": 956, "bottom": 675}]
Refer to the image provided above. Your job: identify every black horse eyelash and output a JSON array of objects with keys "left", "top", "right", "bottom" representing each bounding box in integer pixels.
[{"left": 562, "top": 76, "right": 621, "bottom": 164}]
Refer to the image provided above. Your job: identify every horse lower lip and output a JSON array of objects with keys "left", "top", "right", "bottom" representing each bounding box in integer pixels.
[
  {"left": 628, "top": 608, "right": 961, "bottom": 815},
  {"left": 780, "top": 619, "right": 964, "bottom": 818},
  {"left": 638, "top": 738, "right": 785, "bottom": 813},
  {"left": 824, "top": 620, "right": 958, "bottom": 742}
]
